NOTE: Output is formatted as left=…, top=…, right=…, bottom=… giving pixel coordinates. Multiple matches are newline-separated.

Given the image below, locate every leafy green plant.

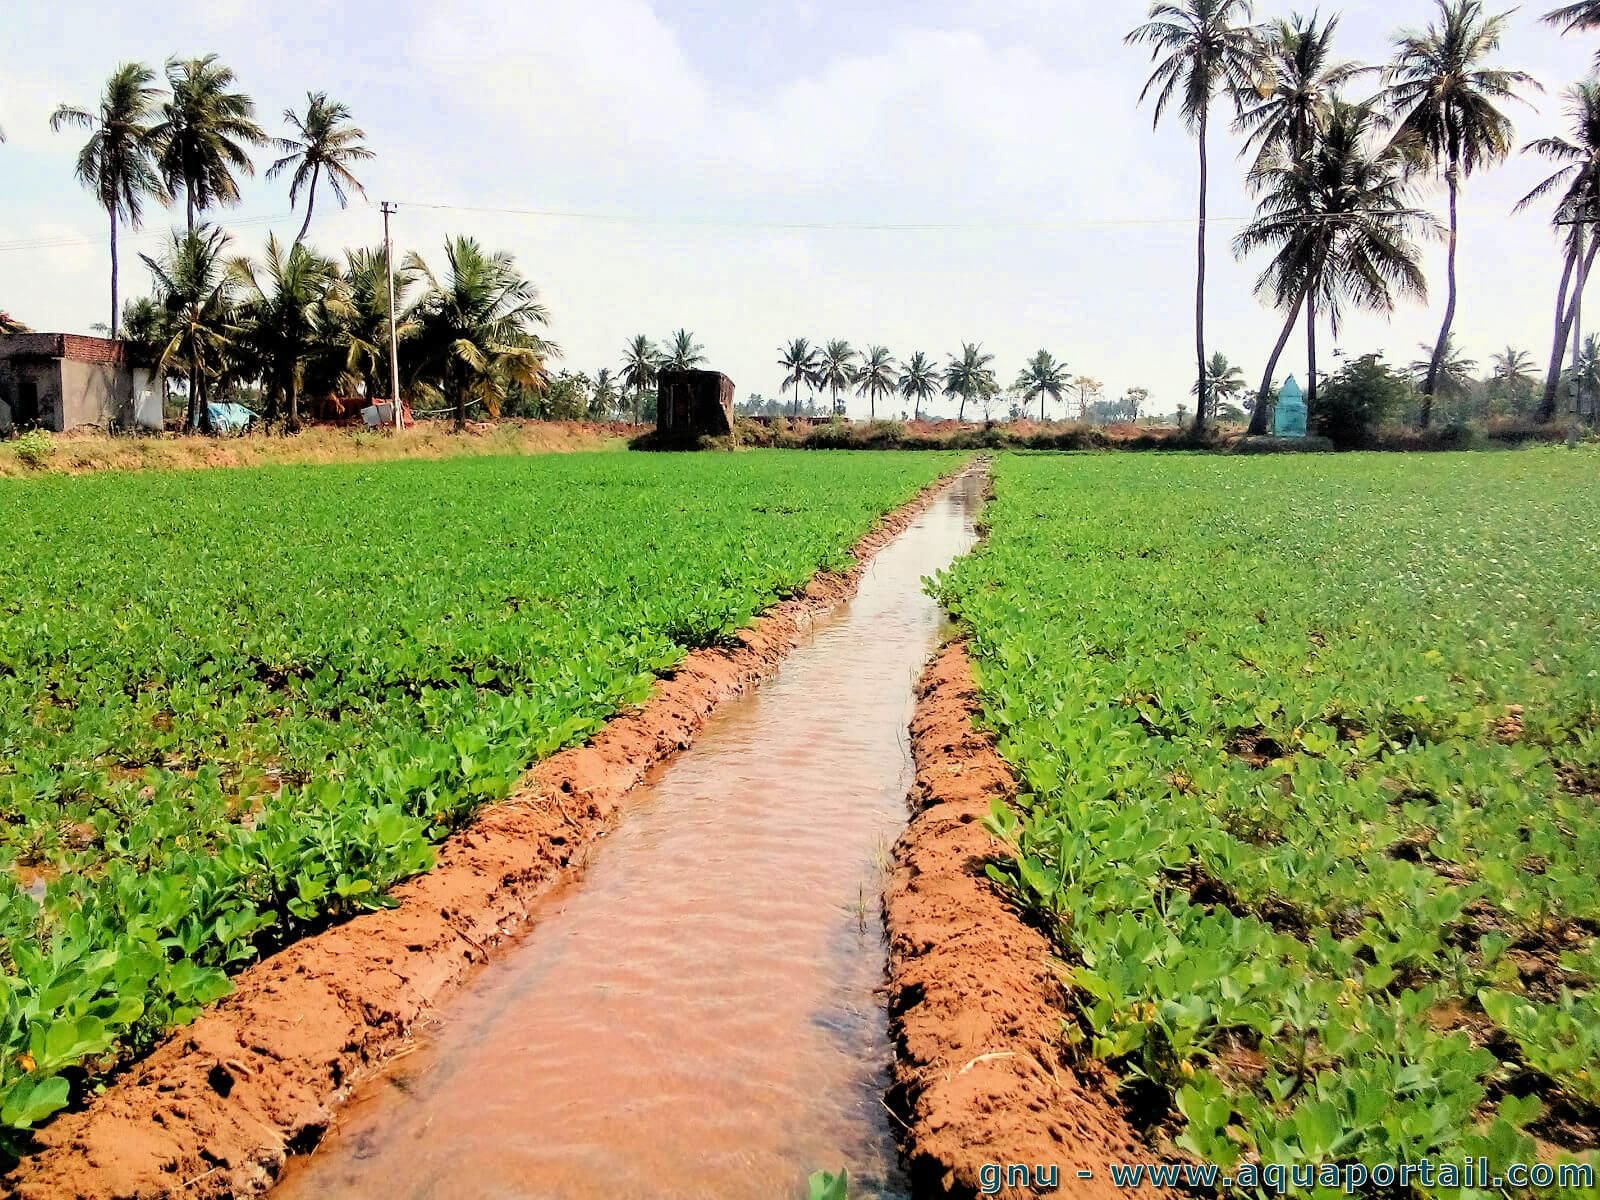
left=941, top=449, right=1600, bottom=1190
left=0, top=449, right=961, bottom=1138
left=808, top=1169, right=849, bottom=1200
left=10, top=430, right=54, bottom=470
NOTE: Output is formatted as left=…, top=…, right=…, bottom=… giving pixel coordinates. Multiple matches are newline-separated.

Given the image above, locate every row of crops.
left=938, top=451, right=1600, bottom=1195
left=0, top=449, right=956, bottom=1142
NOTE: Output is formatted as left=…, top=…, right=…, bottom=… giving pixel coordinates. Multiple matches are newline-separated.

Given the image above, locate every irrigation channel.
left=271, top=469, right=986, bottom=1200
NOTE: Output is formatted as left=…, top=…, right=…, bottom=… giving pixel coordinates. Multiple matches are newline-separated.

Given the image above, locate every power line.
left=0, top=212, right=294, bottom=254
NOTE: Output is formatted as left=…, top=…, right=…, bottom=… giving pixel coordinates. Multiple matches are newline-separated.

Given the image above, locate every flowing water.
left=273, top=470, right=983, bottom=1200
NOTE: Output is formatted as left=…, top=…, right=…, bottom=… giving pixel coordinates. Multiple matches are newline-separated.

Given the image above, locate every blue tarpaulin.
left=207, top=403, right=256, bottom=434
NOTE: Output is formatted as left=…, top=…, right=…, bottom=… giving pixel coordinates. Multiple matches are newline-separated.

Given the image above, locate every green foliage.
left=10, top=431, right=54, bottom=470
left=0, top=450, right=955, bottom=1138
left=1314, top=353, right=1414, bottom=447
left=941, top=450, right=1600, bottom=1190
left=808, top=1169, right=849, bottom=1200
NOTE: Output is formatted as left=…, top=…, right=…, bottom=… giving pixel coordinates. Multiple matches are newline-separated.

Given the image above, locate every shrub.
left=11, top=429, right=55, bottom=469
left=1314, top=354, right=1412, bottom=448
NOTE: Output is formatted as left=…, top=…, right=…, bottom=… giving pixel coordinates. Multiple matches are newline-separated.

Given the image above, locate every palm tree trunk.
left=1305, top=282, right=1318, bottom=424
left=1538, top=245, right=1578, bottom=421
left=296, top=167, right=319, bottom=245
left=958, top=392, right=967, bottom=422
left=1420, top=165, right=1461, bottom=428
left=1541, top=236, right=1600, bottom=421
left=109, top=210, right=120, bottom=339
left=288, top=373, right=300, bottom=432
left=1039, top=390, right=1047, bottom=422
left=1248, top=291, right=1306, bottom=436
left=1192, top=106, right=1210, bottom=435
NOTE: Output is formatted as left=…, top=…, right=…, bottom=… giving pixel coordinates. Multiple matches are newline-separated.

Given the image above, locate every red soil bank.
left=885, top=643, right=1167, bottom=1199
left=6, top=467, right=970, bottom=1200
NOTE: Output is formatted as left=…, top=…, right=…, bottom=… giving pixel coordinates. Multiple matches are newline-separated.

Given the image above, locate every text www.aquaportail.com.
left=978, top=1159, right=1596, bottom=1194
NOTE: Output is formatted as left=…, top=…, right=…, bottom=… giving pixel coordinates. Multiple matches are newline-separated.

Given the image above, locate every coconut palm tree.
left=231, top=235, right=349, bottom=429
left=1194, top=352, right=1247, bottom=408
left=1410, top=334, right=1478, bottom=413
left=50, top=64, right=166, bottom=339
left=1546, top=2, right=1600, bottom=63
left=897, top=351, right=939, bottom=421
left=620, top=334, right=661, bottom=425
left=1013, top=349, right=1070, bottom=421
left=663, top=328, right=706, bottom=371
left=779, top=337, right=821, bottom=417
left=1233, top=13, right=1369, bottom=434
left=141, top=225, right=239, bottom=432
left=818, top=339, right=858, bottom=415
left=267, top=93, right=374, bottom=245
left=406, top=236, right=555, bottom=431
left=1384, top=0, right=1536, bottom=427
left=1127, top=0, right=1262, bottom=432
left=854, top=345, right=897, bottom=420
left=591, top=367, right=621, bottom=420
left=1516, top=80, right=1600, bottom=421
left=942, top=342, right=996, bottom=423
left=1235, top=100, right=1436, bottom=423
left=313, top=245, right=418, bottom=402
left=1488, top=345, right=1536, bottom=416
left=151, top=55, right=266, bottom=233
left=1237, top=14, right=1370, bottom=182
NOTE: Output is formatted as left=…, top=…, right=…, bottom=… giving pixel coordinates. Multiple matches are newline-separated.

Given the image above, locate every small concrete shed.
left=0, top=333, right=158, bottom=433
left=656, top=369, right=734, bottom=436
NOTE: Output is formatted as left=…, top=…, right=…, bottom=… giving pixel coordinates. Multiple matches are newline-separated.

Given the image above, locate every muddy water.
left=273, top=470, right=983, bottom=1200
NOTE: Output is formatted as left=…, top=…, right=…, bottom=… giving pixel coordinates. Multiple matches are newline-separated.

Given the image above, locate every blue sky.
left=3, top=1, right=1595, bottom=417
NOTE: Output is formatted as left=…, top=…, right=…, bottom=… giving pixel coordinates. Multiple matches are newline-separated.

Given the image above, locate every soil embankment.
left=885, top=642, right=1164, bottom=1199
left=6, top=464, right=973, bottom=1200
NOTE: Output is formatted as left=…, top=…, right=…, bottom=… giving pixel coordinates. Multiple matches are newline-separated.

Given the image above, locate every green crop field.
left=0, top=449, right=955, bottom=1137
left=939, top=450, right=1600, bottom=1193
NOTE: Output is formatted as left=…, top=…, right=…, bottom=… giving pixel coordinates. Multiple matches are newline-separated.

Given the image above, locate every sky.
left=3, top=0, right=1597, bottom=419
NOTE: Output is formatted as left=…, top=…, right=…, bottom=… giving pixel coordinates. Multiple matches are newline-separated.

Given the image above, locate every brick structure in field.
left=655, top=369, right=734, bottom=436
left=0, top=333, right=159, bottom=433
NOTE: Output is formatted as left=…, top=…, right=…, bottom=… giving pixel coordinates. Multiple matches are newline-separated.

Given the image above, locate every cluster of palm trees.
left=1129, top=0, right=1600, bottom=434
left=124, top=231, right=552, bottom=433
left=45, top=56, right=553, bottom=433
left=763, top=338, right=1075, bottom=423
left=47, top=56, right=374, bottom=340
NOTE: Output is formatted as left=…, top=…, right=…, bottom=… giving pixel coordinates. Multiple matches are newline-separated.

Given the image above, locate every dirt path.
left=885, top=643, right=1163, bottom=1199
left=5, top=465, right=975, bottom=1200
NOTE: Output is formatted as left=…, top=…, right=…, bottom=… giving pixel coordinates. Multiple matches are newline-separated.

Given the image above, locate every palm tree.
left=663, top=328, right=706, bottom=371
left=1236, top=14, right=1370, bottom=182
left=591, top=367, right=621, bottom=421
left=1233, top=14, right=1368, bottom=433
left=1546, top=3, right=1600, bottom=63
left=50, top=64, right=166, bottom=339
left=141, top=225, right=239, bottom=432
left=779, top=337, right=822, bottom=417
left=315, top=245, right=418, bottom=402
left=231, top=235, right=349, bottom=430
left=406, top=236, right=555, bottom=431
left=1195, top=352, right=1247, bottom=409
left=1127, top=0, right=1261, bottom=432
left=1235, top=100, right=1436, bottom=423
left=942, top=342, right=996, bottom=422
left=1384, top=0, right=1536, bottom=427
left=620, top=334, right=661, bottom=425
left=152, top=55, right=266, bottom=233
left=1013, top=349, right=1070, bottom=421
left=1517, top=80, right=1600, bottom=421
left=854, top=345, right=897, bottom=420
left=897, top=351, right=939, bottom=420
left=1489, top=345, right=1536, bottom=416
left=267, top=93, right=374, bottom=245
left=1410, top=334, right=1477, bottom=413
left=819, top=339, right=858, bottom=415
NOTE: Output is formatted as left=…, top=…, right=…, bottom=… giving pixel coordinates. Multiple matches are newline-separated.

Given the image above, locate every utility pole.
left=381, top=202, right=402, bottom=433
